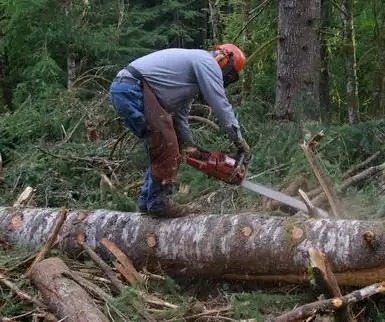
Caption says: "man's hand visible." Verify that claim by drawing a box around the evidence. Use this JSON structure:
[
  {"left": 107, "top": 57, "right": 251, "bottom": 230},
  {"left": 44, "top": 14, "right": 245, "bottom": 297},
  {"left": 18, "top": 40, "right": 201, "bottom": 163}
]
[
  {"left": 234, "top": 138, "right": 252, "bottom": 165},
  {"left": 181, "top": 144, "right": 200, "bottom": 161}
]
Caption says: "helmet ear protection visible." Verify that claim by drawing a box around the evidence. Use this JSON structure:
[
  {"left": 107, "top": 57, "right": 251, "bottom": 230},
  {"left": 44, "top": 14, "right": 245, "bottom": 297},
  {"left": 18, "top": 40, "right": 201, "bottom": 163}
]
[
  {"left": 214, "top": 49, "right": 230, "bottom": 69},
  {"left": 214, "top": 50, "right": 238, "bottom": 88}
]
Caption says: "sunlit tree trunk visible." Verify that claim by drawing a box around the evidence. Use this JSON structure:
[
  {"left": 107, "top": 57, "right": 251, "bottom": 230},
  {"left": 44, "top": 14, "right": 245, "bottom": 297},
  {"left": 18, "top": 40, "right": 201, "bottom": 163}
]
[
  {"left": 274, "top": 0, "right": 321, "bottom": 121},
  {"left": 208, "top": 0, "right": 223, "bottom": 44},
  {"left": 372, "top": 1, "right": 385, "bottom": 116},
  {"left": 341, "top": 0, "right": 359, "bottom": 124},
  {"left": 65, "top": 0, "right": 76, "bottom": 91},
  {"left": 241, "top": 0, "right": 252, "bottom": 102}
]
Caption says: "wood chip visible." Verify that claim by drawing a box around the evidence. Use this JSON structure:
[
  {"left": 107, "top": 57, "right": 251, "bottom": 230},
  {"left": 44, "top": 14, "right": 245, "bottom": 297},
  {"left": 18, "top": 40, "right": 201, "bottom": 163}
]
[{"left": 100, "top": 238, "right": 142, "bottom": 285}]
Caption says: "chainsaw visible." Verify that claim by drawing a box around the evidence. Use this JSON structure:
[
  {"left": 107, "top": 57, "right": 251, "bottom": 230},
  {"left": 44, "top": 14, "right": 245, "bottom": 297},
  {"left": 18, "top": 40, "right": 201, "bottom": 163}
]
[{"left": 185, "top": 149, "right": 329, "bottom": 217}]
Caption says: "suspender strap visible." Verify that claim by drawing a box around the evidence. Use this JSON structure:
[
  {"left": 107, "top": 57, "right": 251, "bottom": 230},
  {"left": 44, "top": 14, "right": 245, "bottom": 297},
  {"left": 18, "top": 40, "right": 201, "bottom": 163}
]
[{"left": 125, "top": 65, "right": 143, "bottom": 81}]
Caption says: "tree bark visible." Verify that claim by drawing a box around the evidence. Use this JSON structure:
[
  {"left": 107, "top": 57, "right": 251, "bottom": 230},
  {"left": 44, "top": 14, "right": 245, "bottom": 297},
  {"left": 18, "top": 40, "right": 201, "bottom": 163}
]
[
  {"left": 1, "top": 207, "right": 385, "bottom": 286},
  {"left": 241, "top": 0, "right": 252, "bottom": 102},
  {"left": 274, "top": 0, "right": 321, "bottom": 121},
  {"left": 341, "top": 0, "right": 359, "bottom": 124},
  {"left": 208, "top": 0, "right": 223, "bottom": 44},
  {"left": 29, "top": 257, "right": 108, "bottom": 322},
  {"left": 320, "top": 0, "right": 331, "bottom": 123}
]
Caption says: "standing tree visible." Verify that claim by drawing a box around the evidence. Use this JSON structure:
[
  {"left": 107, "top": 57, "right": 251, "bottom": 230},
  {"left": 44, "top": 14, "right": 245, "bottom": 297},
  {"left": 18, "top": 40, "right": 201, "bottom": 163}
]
[
  {"left": 320, "top": 0, "right": 332, "bottom": 123},
  {"left": 274, "top": 0, "right": 321, "bottom": 121},
  {"left": 341, "top": 0, "right": 359, "bottom": 124},
  {"left": 241, "top": 0, "right": 252, "bottom": 102},
  {"left": 208, "top": 0, "right": 224, "bottom": 44}
]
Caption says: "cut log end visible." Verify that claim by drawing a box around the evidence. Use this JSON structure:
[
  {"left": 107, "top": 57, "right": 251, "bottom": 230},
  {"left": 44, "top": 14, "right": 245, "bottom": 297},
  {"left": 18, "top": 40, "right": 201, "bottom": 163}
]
[{"left": 29, "top": 257, "right": 108, "bottom": 322}]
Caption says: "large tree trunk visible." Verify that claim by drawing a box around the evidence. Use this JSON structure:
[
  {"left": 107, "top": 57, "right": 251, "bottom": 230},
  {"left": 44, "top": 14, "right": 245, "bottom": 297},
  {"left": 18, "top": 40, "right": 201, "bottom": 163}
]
[
  {"left": 274, "top": 0, "right": 321, "bottom": 121},
  {"left": 1, "top": 207, "right": 385, "bottom": 286},
  {"left": 29, "top": 257, "right": 108, "bottom": 322}
]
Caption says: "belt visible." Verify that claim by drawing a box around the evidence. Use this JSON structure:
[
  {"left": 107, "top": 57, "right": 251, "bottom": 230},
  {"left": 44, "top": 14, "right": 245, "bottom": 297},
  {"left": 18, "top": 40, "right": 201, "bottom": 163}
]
[{"left": 113, "top": 76, "right": 141, "bottom": 85}]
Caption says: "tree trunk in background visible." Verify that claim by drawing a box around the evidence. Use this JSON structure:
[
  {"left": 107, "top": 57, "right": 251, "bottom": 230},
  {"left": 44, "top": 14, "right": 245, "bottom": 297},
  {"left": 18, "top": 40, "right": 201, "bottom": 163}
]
[
  {"left": 67, "top": 53, "right": 76, "bottom": 91},
  {"left": 274, "top": 0, "right": 321, "bottom": 121},
  {"left": 2, "top": 206, "right": 385, "bottom": 286},
  {"left": 341, "top": 0, "right": 359, "bottom": 124},
  {"left": 65, "top": 0, "right": 76, "bottom": 91},
  {"left": 0, "top": 51, "right": 13, "bottom": 111},
  {"left": 372, "top": 1, "right": 385, "bottom": 116},
  {"left": 320, "top": 0, "right": 331, "bottom": 123},
  {"left": 241, "top": 0, "right": 252, "bottom": 102},
  {"left": 208, "top": 0, "right": 223, "bottom": 44}
]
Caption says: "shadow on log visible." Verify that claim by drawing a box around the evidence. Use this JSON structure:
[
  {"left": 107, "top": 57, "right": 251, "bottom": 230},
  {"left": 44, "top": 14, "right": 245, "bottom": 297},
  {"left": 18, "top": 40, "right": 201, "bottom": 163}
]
[{"left": 1, "top": 207, "right": 385, "bottom": 286}]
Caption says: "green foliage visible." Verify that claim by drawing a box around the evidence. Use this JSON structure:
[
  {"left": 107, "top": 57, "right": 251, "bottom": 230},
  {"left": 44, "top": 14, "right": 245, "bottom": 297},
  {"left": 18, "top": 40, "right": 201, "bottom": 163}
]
[{"left": 231, "top": 290, "right": 309, "bottom": 320}]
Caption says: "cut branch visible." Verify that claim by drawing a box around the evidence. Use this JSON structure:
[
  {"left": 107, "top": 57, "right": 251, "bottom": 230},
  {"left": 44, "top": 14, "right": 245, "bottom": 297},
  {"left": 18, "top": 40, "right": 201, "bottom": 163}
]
[
  {"left": 0, "top": 273, "right": 47, "bottom": 309},
  {"left": 271, "top": 282, "right": 385, "bottom": 322},
  {"left": 309, "top": 247, "right": 353, "bottom": 321},
  {"left": 300, "top": 135, "right": 343, "bottom": 217},
  {"left": 308, "top": 162, "right": 385, "bottom": 209},
  {"left": 25, "top": 207, "right": 68, "bottom": 277},
  {"left": 76, "top": 232, "right": 123, "bottom": 294}
]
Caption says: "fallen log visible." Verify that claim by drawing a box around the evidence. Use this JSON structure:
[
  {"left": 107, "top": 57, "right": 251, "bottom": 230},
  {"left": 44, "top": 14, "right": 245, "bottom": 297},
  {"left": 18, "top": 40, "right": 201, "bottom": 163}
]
[
  {"left": 29, "top": 257, "right": 108, "bottom": 322},
  {"left": 1, "top": 207, "right": 385, "bottom": 286}
]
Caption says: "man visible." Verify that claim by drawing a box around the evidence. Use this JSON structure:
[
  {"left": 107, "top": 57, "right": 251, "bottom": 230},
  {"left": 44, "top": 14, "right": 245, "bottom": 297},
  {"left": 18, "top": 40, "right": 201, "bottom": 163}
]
[{"left": 109, "top": 44, "right": 251, "bottom": 218}]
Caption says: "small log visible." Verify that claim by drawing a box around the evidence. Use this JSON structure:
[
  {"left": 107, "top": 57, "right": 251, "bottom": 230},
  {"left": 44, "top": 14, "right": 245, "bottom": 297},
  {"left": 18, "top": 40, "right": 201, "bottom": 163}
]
[
  {"left": 29, "top": 257, "right": 108, "bottom": 322},
  {"left": 342, "top": 151, "right": 381, "bottom": 180},
  {"left": 25, "top": 207, "right": 68, "bottom": 277},
  {"left": 309, "top": 247, "right": 353, "bottom": 321},
  {"left": 307, "top": 162, "right": 385, "bottom": 210},
  {"left": 271, "top": 282, "right": 385, "bottom": 322},
  {"left": 300, "top": 137, "right": 342, "bottom": 217}
]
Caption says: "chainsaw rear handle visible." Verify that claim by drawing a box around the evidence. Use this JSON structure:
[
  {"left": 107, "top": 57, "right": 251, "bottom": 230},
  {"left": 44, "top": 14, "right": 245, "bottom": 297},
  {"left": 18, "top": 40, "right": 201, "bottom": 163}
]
[{"left": 236, "top": 152, "right": 245, "bottom": 167}]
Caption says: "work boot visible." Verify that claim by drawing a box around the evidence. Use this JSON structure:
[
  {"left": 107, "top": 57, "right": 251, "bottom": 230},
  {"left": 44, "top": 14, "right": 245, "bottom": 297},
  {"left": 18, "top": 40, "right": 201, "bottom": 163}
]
[{"left": 148, "top": 199, "right": 197, "bottom": 218}]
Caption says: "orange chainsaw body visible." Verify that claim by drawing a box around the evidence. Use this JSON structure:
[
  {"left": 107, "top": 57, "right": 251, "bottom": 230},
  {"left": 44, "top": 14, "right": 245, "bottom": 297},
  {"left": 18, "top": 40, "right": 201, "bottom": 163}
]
[{"left": 185, "top": 150, "right": 245, "bottom": 185}]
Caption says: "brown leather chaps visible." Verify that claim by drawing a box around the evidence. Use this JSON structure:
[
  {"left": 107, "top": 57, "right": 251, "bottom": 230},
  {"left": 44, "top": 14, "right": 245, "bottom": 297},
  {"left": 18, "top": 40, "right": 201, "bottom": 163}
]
[{"left": 142, "top": 81, "right": 181, "bottom": 185}]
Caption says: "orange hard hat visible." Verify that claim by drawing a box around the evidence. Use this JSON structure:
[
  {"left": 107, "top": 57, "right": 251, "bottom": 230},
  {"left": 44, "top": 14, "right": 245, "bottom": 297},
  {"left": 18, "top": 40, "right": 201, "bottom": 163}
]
[{"left": 215, "top": 43, "right": 246, "bottom": 72}]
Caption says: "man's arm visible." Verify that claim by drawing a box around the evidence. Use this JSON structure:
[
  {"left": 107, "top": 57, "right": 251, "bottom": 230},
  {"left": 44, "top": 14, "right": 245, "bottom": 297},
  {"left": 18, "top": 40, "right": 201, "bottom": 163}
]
[
  {"left": 192, "top": 55, "right": 242, "bottom": 142},
  {"left": 173, "top": 102, "right": 194, "bottom": 147}
]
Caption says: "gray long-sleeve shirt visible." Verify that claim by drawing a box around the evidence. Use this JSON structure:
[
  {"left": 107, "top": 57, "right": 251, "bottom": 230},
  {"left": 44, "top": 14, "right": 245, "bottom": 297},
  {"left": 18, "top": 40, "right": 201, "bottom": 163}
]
[{"left": 122, "top": 48, "right": 241, "bottom": 144}]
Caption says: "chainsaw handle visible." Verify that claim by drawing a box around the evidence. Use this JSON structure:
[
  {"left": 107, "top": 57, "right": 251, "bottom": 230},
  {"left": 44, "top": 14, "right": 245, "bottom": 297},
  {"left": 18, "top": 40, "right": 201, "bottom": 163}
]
[{"left": 236, "top": 153, "right": 245, "bottom": 167}]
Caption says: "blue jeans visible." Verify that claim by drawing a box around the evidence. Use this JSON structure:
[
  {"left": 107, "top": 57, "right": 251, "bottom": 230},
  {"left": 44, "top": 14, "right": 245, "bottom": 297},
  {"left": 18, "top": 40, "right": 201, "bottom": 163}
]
[{"left": 109, "top": 81, "right": 173, "bottom": 212}]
